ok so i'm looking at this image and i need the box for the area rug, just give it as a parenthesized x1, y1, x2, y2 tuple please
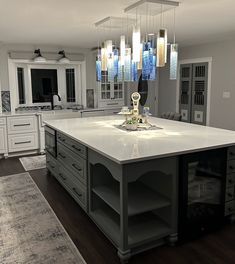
(19, 155, 46, 171)
(0, 172, 86, 264)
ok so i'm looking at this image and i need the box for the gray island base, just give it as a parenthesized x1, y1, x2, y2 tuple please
(44, 116, 235, 263)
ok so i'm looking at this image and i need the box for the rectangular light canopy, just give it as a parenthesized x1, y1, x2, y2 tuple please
(124, 0, 179, 16)
(95, 16, 135, 29)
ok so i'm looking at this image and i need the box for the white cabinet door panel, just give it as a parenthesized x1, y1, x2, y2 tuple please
(0, 126, 7, 154)
(7, 116, 37, 135)
(8, 133, 38, 152)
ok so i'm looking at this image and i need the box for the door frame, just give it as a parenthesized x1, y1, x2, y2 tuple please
(176, 57, 212, 126)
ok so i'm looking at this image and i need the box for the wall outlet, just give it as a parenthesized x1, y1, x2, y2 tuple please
(223, 91, 231, 99)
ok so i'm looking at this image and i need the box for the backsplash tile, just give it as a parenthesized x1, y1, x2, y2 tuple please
(1, 91, 11, 112)
(86, 89, 94, 108)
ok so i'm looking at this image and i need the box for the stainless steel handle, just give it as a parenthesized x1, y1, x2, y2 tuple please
(72, 163, 82, 172)
(58, 153, 66, 159)
(107, 102, 118, 105)
(15, 141, 31, 145)
(72, 187, 82, 197)
(58, 136, 65, 142)
(59, 173, 66, 181)
(72, 145, 81, 152)
(46, 161, 55, 169)
(14, 123, 30, 127)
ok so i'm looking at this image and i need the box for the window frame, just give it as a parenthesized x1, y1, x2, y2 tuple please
(8, 59, 84, 110)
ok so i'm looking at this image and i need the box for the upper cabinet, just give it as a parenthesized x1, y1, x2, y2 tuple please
(97, 70, 124, 108)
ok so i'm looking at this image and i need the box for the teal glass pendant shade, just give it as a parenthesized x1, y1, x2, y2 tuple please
(131, 61, 138, 81)
(96, 51, 101, 81)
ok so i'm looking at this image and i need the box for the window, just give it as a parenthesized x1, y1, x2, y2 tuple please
(66, 68, 76, 102)
(17, 67, 25, 104)
(31, 69, 58, 103)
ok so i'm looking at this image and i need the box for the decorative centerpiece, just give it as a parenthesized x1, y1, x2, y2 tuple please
(118, 92, 154, 130)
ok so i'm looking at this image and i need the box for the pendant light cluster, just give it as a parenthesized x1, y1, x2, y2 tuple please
(95, 0, 180, 83)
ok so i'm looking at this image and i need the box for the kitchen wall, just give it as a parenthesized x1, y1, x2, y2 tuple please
(158, 38, 235, 130)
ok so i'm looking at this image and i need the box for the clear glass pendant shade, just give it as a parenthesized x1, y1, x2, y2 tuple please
(132, 25, 141, 63)
(120, 35, 125, 66)
(124, 48, 131, 81)
(157, 29, 167, 67)
(101, 48, 107, 71)
(170, 43, 178, 80)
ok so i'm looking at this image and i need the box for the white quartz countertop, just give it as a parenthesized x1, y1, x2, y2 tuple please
(44, 116, 235, 164)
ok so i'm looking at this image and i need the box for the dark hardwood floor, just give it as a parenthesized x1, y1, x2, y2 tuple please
(1, 156, 235, 264)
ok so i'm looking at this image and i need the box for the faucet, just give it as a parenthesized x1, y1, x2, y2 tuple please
(51, 94, 61, 110)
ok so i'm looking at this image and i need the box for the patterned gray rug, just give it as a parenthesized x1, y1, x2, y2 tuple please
(0, 172, 86, 264)
(19, 155, 46, 171)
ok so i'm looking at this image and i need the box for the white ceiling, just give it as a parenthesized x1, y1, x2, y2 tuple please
(0, 0, 235, 49)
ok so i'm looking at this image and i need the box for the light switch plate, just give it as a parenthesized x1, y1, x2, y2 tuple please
(223, 91, 231, 98)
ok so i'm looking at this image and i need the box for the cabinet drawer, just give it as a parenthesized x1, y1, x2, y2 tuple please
(8, 133, 38, 152)
(225, 201, 234, 216)
(67, 176, 87, 210)
(0, 117, 6, 125)
(7, 116, 37, 134)
(46, 153, 57, 176)
(0, 126, 7, 153)
(57, 132, 86, 159)
(228, 146, 235, 160)
(225, 187, 235, 202)
(57, 143, 87, 185)
(227, 160, 235, 174)
(226, 173, 235, 188)
(57, 165, 87, 210)
(99, 100, 124, 108)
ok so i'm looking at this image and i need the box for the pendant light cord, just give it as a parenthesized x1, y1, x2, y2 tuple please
(173, 8, 176, 44)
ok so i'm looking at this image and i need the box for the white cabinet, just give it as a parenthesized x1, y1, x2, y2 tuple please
(8, 133, 38, 152)
(7, 116, 37, 134)
(0, 118, 7, 155)
(97, 71, 124, 108)
(6, 115, 39, 154)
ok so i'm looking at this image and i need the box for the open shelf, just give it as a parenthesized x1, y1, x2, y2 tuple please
(92, 181, 171, 216)
(196, 168, 222, 178)
(128, 212, 171, 247)
(90, 208, 171, 248)
(90, 207, 120, 246)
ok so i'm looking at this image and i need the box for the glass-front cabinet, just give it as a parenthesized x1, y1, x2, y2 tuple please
(98, 71, 124, 108)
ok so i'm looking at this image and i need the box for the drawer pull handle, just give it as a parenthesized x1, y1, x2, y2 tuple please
(107, 103, 118, 106)
(72, 145, 81, 152)
(59, 173, 66, 181)
(72, 187, 82, 197)
(14, 123, 31, 127)
(228, 179, 234, 184)
(15, 141, 31, 145)
(227, 193, 233, 197)
(59, 137, 65, 142)
(72, 163, 82, 172)
(229, 166, 234, 170)
(58, 153, 66, 159)
(229, 152, 235, 156)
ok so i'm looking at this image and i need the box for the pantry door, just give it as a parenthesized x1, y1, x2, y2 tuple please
(179, 62, 208, 125)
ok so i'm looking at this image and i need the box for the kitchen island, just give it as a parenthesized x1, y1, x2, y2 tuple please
(44, 116, 235, 263)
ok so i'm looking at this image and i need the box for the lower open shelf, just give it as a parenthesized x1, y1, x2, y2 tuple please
(90, 205, 171, 248)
